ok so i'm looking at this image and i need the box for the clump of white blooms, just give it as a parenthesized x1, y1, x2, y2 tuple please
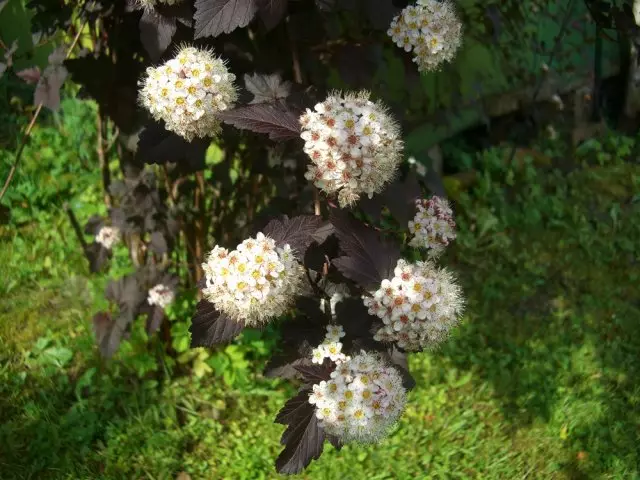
(308, 351, 406, 443)
(408, 196, 456, 255)
(388, 0, 463, 73)
(95, 226, 120, 250)
(136, 0, 183, 10)
(147, 284, 175, 309)
(300, 90, 403, 207)
(364, 259, 464, 351)
(201, 233, 304, 326)
(312, 324, 349, 364)
(139, 46, 238, 141)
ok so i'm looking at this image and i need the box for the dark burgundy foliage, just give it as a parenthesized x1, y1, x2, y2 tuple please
(194, 0, 259, 38)
(262, 214, 324, 258)
(85, 241, 112, 273)
(275, 388, 326, 474)
(217, 101, 302, 140)
(330, 209, 401, 289)
(293, 359, 334, 384)
(137, 121, 209, 172)
(190, 300, 244, 347)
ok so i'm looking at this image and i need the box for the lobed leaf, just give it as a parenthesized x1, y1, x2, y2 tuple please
(190, 300, 244, 347)
(262, 215, 324, 259)
(330, 210, 401, 289)
(93, 310, 134, 358)
(217, 101, 301, 140)
(275, 389, 326, 474)
(136, 121, 209, 172)
(194, 0, 259, 38)
(139, 10, 177, 61)
(244, 72, 291, 104)
(258, 0, 288, 30)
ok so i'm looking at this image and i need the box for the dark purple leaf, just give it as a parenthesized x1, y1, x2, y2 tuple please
(65, 55, 142, 133)
(263, 215, 324, 258)
(85, 242, 111, 273)
(257, 0, 286, 23)
(194, 0, 259, 38)
(294, 360, 334, 384)
(360, 0, 399, 30)
(84, 215, 105, 235)
(105, 275, 146, 312)
(93, 310, 133, 358)
(334, 297, 375, 339)
(384, 170, 421, 225)
(190, 300, 244, 347)
(244, 72, 291, 104)
(136, 121, 209, 172)
(146, 305, 165, 334)
(326, 434, 342, 451)
(217, 101, 301, 140)
(275, 391, 325, 474)
(258, 0, 288, 30)
(387, 346, 416, 390)
(336, 44, 382, 87)
(139, 9, 177, 61)
(330, 210, 401, 289)
(275, 388, 312, 425)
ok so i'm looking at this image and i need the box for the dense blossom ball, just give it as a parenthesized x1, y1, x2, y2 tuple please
(308, 352, 406, 443)
(408, 196, 456, 255)
(201, 233, 304, 326)
(139, 46, 238, 141)
(147, 284, 175, 309)
(364, 259, 464, 351)
(388, 0, 463, 73)
(95, 226, 120, 250)
(311, 324, 349, 364)
(300, 91, 403, 207)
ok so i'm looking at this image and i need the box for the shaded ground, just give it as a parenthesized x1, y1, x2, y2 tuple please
(1, 142, 639, 479)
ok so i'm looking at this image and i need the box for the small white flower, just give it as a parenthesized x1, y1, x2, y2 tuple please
(365, 259, 464, 351)
(95, 226, 120, 250)
(139, 45, 238, 141)
(147, 284, 175, 309)
(300, 90, 403, 207)
(408, 196, 457, 255)
(201, 233, 304, 326)
(388, 0, 463, 73)
(308, 352, 406, 443)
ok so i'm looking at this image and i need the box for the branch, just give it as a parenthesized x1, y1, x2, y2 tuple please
(0, 20, 86, 201)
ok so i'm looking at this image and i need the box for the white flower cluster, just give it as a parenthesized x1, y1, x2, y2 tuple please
(300, 91, 403, 207)
(364, 259, 464, 351)
(388, 0, 463, 73)
(95, 226, 120, 250)
(201, 233, 304, 326)
(408, 196, 456, 255)
(312, 324, 349, 364)
(147, 284, 175, 309)
(139, 46, 238, 141)
(309, 351, 406, 443)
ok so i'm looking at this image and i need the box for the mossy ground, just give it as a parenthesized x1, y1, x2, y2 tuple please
(1, 130, 639, 479)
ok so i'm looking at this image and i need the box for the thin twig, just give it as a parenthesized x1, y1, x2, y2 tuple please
(0, 20, 86, 201)
(63, 202, 88, 252)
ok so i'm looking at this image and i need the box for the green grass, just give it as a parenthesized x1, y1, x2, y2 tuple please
(1, 103, 639, 479)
